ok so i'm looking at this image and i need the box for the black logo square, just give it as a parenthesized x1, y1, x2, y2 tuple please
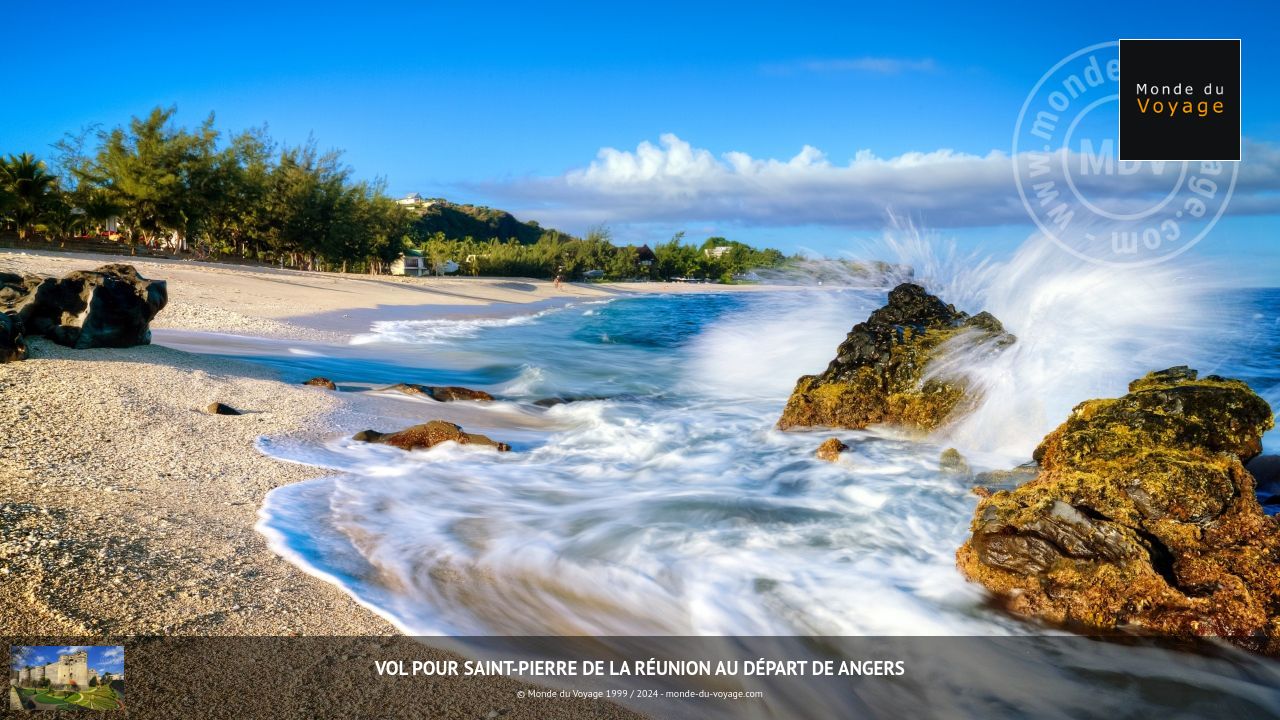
(1119, 39, 1240, 161)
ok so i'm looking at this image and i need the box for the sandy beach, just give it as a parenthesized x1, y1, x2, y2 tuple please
(0, 249, 793, 341)
(0, 250, 732, 718)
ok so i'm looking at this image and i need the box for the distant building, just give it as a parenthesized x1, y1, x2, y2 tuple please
(14, 650, 90, 690)
(396, 193, 438, 208)
(635, 244, 657, 266)
(704, 246, 731, 259)
(390, 249, 428, 277)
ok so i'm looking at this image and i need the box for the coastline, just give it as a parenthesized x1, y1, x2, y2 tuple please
(0, 249, 755, 718)
(0, 248, 807, 342)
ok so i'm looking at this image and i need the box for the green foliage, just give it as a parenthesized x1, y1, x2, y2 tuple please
(0, 107, 414, 271)
(414, 228, 788, 281)
(413, 201, 545, 245)
(2, 106, 788, 278)
(0, 152, 59, 238)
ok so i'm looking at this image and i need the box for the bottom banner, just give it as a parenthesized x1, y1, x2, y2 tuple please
(5, 635, 1279, 719)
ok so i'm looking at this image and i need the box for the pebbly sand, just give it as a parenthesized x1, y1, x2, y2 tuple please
(0, 250, 750, 718)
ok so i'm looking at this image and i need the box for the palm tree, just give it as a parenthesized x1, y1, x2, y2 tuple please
(0, 153, 58, 239)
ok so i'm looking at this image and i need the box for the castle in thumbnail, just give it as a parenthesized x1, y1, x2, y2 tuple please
(11, 650, 96, 690)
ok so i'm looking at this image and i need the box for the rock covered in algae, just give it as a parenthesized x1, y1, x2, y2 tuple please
(353, 420, 511, 452)
(957, 366, 1280, 654)
(777, 283, 1014, 431)
(816, 437, 849, 462)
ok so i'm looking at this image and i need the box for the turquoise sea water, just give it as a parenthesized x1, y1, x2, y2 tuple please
(160, 277, 1280, 717)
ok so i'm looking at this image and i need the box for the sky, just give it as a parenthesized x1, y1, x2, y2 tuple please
(3, 1, 1279, 277)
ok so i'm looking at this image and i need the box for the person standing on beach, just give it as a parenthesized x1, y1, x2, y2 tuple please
(554, 266, 564, 290)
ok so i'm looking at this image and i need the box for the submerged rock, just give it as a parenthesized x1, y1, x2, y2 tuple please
(939, 448, 971, 476)
(303, 377, 338, 390)
(0, 312, 26, 363)
(353, 420, 510, 452)
(384, 383, 494, 402)
(777, 283, 1013, 431)
(207, 402, 242, 416)
(2, 264, 166, 349)
(957, 367, 1280, 654)
(816, 437, 849, 462)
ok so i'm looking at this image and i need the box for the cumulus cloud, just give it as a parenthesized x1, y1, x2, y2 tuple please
(100, 647, 123, 662)
(478, 134, 1280, 232)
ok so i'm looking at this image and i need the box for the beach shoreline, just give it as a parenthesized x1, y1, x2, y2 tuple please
(1, 249, 789, 717)
(0, 251, 667, 627)
(0, 248, 813, 342)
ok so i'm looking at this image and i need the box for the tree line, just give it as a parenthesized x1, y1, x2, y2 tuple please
(416, 229, 788, 282)
(0, 106, 792, 279)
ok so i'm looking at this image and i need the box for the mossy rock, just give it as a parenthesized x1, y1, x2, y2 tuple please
(354, 420, 510, 452)
(777, 283, 1013, 431)
(957, 367, 1280, 654)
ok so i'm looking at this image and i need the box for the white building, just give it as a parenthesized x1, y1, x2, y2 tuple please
(396, 193, 438, 209)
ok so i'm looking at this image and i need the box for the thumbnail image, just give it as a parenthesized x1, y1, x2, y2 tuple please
(9, 646, 124, 712)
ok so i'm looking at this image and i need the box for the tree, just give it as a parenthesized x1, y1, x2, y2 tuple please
(39, 192, 85, 240)
(0, 153, 59, 238)
(196, 126, 274, 258)
(89, 677, 97, 687)
(74, 187, 124, 236)
(84, 106, 219, 248)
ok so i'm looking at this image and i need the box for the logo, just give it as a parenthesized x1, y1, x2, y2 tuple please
(1013, 41, 1238, 266)
(1119, 39, 1241, 161)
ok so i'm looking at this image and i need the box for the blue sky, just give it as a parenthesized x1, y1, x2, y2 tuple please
(4, 1, 1278, 276)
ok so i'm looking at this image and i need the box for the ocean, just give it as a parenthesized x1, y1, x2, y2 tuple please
(158, 241, 1280, 718)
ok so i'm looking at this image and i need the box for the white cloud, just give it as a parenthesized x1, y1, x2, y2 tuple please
(478, 135, 1280, 232)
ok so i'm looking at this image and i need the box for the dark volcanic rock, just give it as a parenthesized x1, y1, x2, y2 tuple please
(533, 395, 613, 408)
(303, 377, 338, 390)
(207, 402, 242, 416)
(353, 420, 510, 452)
(4, 264, 167, 349)
(0, 312, 27, 363)
(957, 367, 1280, 654)
(777, 283, 1013, 431)
(384, 383, 494, 402)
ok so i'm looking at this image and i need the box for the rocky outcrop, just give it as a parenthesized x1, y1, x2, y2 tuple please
(816, 438, 849, 462)
(383, 383, 494, 402)
(777, 283, 1013, 431)
(2, 264, 167, 350)
(939, 448, 970, 476)
(207, 402, 242, 416)
(304, 377, 338, 390)
(957, 367, 1279, 654)
(354, 420, 510, 452)
(0, 312, 27, 363)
